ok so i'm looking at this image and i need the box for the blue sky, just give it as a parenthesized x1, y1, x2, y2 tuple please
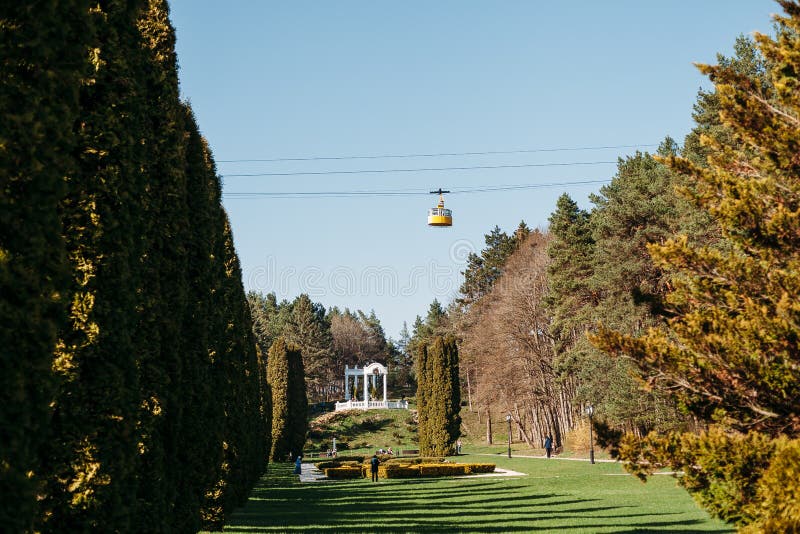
(169, 1, 776, 339)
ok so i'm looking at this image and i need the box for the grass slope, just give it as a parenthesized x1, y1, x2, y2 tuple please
(210, 455, 732, 533)
(306, 409, 418, 455)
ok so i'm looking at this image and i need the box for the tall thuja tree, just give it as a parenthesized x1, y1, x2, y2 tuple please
(593, 2, 800, 528)
(268, 337, 306, 461)
(203, 218, 267, 527)
(174, 105, 223, 534)
(415, 342, 430, 454)
(287, 338, 309, 457)
(41, 2, 148, 530)
(417, 336, 460, 456)
(443, 336, 462, 448)
(0, 1, 91, 530)
(133, 0, 189, 528)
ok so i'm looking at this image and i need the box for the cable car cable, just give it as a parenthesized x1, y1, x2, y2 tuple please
(216, 143, 658, 163)
(222, 179, 611, 199)
(221, 160, 617, 178)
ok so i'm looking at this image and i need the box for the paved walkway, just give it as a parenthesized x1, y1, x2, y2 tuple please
(298, 462, 328, 483)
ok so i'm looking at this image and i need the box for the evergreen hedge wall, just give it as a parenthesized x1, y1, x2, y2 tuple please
(0, 1, 270, 531)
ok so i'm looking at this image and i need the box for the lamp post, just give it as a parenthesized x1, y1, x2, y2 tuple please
(586, 405, 595, 464)
(505, 414, 512, 458)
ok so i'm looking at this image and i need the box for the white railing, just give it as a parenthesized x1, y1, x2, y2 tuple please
(334, 399, 409, 411)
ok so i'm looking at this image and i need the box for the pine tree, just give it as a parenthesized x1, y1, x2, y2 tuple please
(0, 1, 92, 530)
(285, 294, 333, 402)
(459, 224, 528, 305)
(595, 2, 800, 437)
(592, 3, 800, 528)
(546, 194, 596, 339)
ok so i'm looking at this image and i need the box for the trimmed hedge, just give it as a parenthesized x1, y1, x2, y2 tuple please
(380, 465, 419, 479)
(384, 456, 445, 465)
(378, 462, 495, 479)
(317, 460, 361, 470)
(324, 466, 363, 479)
(322, 461, 495, 480)
(312, 455, 365, 465)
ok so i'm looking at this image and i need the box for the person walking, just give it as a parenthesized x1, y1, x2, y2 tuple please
(294, 454, 303, 475)
(370, 454, 380, 482)
(544, 435, 553, 459)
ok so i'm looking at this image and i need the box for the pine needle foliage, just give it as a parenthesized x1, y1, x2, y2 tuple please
(591, 2, 800, 529)
(593, 0, 800, 438)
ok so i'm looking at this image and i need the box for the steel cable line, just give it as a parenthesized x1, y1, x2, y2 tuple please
(216, 143, 657, 163)
(221, 160, 618, 178)
(222, 179, 611, 199)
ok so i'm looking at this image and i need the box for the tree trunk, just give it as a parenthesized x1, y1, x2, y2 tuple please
(486, 408, 493, 444)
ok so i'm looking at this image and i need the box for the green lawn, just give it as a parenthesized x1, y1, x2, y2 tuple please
(208, 454, 733, 533)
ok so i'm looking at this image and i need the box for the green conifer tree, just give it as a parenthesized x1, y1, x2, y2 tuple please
(417, 336, 461, 456)
(133, 1, 189, 528)
(592, 3, 800, 528)
(41, 2, 149, 530)
(0, 1, 91, 530)
(285, 294, 333, 403)
(268, 337, 303, 461)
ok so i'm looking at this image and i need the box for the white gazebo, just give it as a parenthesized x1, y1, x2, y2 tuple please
(334, 362, 409, 411)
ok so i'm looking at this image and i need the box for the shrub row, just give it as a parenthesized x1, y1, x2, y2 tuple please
(324, 462, 496, 479)
(384, 456, 445, 465)
(324, 466, 363, 479)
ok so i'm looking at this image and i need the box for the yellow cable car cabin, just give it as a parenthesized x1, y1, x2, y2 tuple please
(427, 189, 453, 227)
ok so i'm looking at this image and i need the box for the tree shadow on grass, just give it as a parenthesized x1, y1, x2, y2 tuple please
(218, 465, 732, 533)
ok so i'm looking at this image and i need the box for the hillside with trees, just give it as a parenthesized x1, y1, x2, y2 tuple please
(405, 4, 800, 531)
(248, 292, 412, 404)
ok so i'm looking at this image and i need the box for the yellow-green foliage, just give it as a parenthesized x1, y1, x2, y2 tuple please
(0, 0, 90, 530)
(324, 466, 363, 479)
(384, 456, 445, 465)
(743, 438, 800, 533)
(374, 462, 495, 479)
(381, 465, 419, 478)
(1, 2, 270, 531)
(616, 427, 777, 526)
(416, 336, 461, 456)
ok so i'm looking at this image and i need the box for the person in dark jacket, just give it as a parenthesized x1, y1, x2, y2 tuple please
(370, 454, 380, 482)
(294, 455, 303, 474)
(544, 435, 553, 459)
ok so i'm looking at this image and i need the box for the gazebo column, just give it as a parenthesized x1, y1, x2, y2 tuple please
(345, 366, 350, 400)
(364, 371, 368, 402)
(383, 373, 387, 403)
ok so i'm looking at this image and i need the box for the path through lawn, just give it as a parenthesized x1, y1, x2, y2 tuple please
(208, 455, 733, 533)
